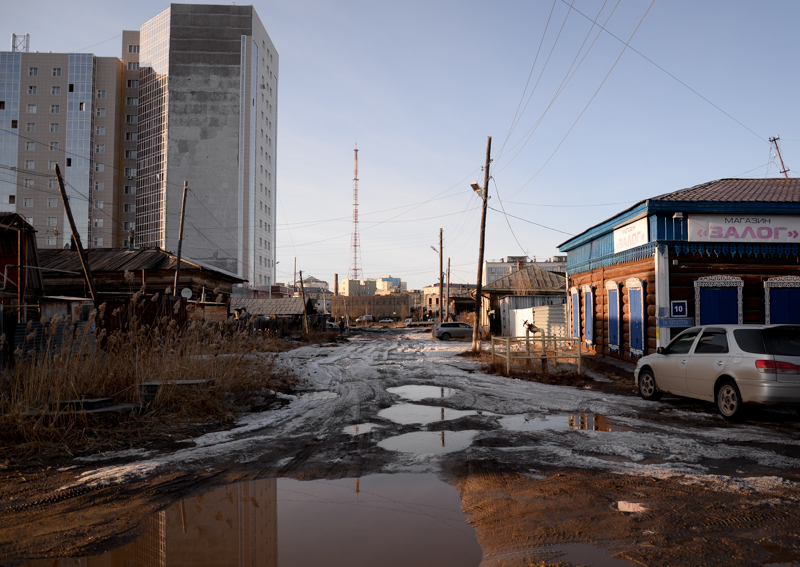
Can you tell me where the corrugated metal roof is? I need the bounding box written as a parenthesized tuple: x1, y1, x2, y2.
(37, 248, 244, 282)
(483, 264, 565, 293)
(230, 297, 305, 316)
(651, 178, 800, 203)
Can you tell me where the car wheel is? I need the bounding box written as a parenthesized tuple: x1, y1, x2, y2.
(441, 332, 451, 341)
(716, 380, 744, 420)
(638, 369, 662, 401)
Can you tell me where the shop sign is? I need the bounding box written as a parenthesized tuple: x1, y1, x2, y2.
(688, 214, 800, 243)
(613, 218, 649, 253)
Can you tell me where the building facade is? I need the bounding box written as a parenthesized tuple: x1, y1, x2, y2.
(137, 4, 278, 291)
(483, 256, 567, 286)
(558, 178, 800, 362)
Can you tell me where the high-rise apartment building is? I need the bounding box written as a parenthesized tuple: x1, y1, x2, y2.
(136, 4, 278, 288)
(0, 4, 278, 291)
(0, 48, 124, 249)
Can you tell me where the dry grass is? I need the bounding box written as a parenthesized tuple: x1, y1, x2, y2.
(482, 360, 588, 387)
(0, 306, 336, 462)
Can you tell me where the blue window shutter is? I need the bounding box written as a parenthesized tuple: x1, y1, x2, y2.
(630, 288, 644, 357)
(608, 288, 619, 352)
(771, 288, 800, 324)
(699, 288, 737, 324)
(583, 289, 594, 345)
(572, 291, 580, 339)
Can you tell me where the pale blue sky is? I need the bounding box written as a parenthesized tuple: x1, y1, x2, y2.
(3, 1, 799, 289)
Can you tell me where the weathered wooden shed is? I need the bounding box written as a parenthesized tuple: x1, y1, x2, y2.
(558, 178, 800, 362)
(0, 214, 45, 323)
(38, 248, 244, 301)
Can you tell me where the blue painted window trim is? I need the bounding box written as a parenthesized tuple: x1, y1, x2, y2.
(582, 284, 595, 346)
(605, 281, 621, 353)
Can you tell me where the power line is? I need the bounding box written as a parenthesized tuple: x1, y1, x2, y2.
(488, 206, 574, 236)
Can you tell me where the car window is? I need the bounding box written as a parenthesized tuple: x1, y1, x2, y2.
(732, 329, 766, 354)
(694, 328, 729, 354)
(664, 329, 701, 354)
(460, 323, 470, 328)
(762, 326, 800, 356)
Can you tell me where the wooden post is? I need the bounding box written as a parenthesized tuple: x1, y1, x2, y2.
(173, 181, 188, 296)
(472, 136, 491, 351)
(505, 336, 511, 376)
(541, 330, 548, 376)
(446, 257, 450, 321)
(299, 270, 309, 333)
(16, 229, 21, 322)
(53, 164, 98, 307)
(525, 329, 532, 369)
(438, 228, 443, 323)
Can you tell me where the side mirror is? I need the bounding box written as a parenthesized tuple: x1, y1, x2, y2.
(656, 347, 665, 355)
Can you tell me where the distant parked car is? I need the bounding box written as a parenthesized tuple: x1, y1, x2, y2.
(634, 324, 800, 419)
(432, 322, 483, 341)
(325, 321, 339, 329)
(356, 315, 373, 323)
(403, 318, 413, 326)
(379, 318, 394, 324)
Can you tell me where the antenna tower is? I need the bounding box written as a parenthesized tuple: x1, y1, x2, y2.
(348, 144, 363, 280)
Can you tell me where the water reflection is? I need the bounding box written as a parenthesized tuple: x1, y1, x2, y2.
(377, 403, 476, 425)
(378, 430, 479, 454)
(386, 385, 459, 401)
(22, 474, 481, 567)
(498, 412, 631, 433)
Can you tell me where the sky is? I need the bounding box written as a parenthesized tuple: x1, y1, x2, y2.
(3, 0, 799, 290)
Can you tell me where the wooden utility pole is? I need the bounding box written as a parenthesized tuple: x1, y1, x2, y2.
(173, 181, 189, 296)
(438, 228, 443, 323)
(54, 164, 98, 307)
(446, 257, 451, 321)
(299, 270, 309, 333)
(472, 136, 492, 351)
(769, 136, 790, 178)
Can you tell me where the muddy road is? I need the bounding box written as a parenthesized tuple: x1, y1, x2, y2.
(2, 330, 800, 566)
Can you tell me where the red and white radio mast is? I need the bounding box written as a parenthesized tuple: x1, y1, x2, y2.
(348, 144, 363, 280)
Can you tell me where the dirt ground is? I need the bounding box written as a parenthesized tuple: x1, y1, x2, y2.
(2, 330, 800, 566)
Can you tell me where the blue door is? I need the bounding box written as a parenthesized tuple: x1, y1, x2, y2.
(608, 288, 620, 352)
(770, 288, 800, 324)
(583, 290, 594, 345)
(699, 288, 738, 324)
(572, 291, 580, 339)
(630, 288, 644, 356)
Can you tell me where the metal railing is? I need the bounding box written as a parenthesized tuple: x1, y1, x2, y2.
(490, 331, 582, 376)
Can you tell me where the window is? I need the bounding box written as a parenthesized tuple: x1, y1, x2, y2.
(48, 179, 58, 189)
(127, 80, 139, 88)
(29, 67, 38, 76)
(96, 108, 105, 117)
(23, 198, 33, 207)
(46, 236, 56, 246)
(52, 68, 62, 77)
(124, 150, 136, 159)
(128, 44, 140, 53)
(96, 89, 106, 99)
(47, 217, 57, 227)
(50, 105, 59, 114)
(66, 158, 71, 167)
(93, 237, 103, 247)
(25, 141, 35, 150)
(48, 122, 60, 133)
(695, 329, 729, 354)
(48, 160, 57, 169)
(95, 163, 104, 172)
(27, 104, 36, 113)
(49, 142, 58, 151)
(94, 200, 103, 209)
(27, 85, 37, 95)
(125, 114, 137, 124)
(23, 179, 34, 188)
(94, 181, 104, 191)
(8, 196, 14, 204)
(93, 218, 103, 228)
(24, 160, 34, 169)
(24, 217, 33, 225)
(124, 167, 136, 177)
(95, 144, 105, 153)
(123, 203, 135, 213)
(125, 132, 137, 141)
(96, 126, 105, 135)
(26, 123, 35, 132)
(78, 102, 85, 111)
(124, 185, 135, 195)
(51, 86, 60, 95)
(123, 221, 135, 230)
(126, 97, 138, 105)
(664, 329, 701, 355)
(47, 198, 58, 207)
(127, 62, 139, 71)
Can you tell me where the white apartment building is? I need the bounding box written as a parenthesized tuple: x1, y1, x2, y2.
(483, 255, 567, 286)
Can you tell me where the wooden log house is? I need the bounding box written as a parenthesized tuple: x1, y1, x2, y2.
(558, 178, 800, 362)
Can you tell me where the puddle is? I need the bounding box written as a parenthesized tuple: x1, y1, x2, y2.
(378, 430, 479, 454)
(387, 384, 459, 401)
(546, 543, 635, 566)
(20, 474, 481, 567)
(342, 422, 381, 435)
(297, 391, 339, 401)
(378, 403, 477, 425)
(499, 412, 631, 433)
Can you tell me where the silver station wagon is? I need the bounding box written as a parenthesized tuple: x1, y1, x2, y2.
(634, 324, 800, 419)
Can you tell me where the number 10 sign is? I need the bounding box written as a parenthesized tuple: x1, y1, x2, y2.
(671, 300, 688, 318)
